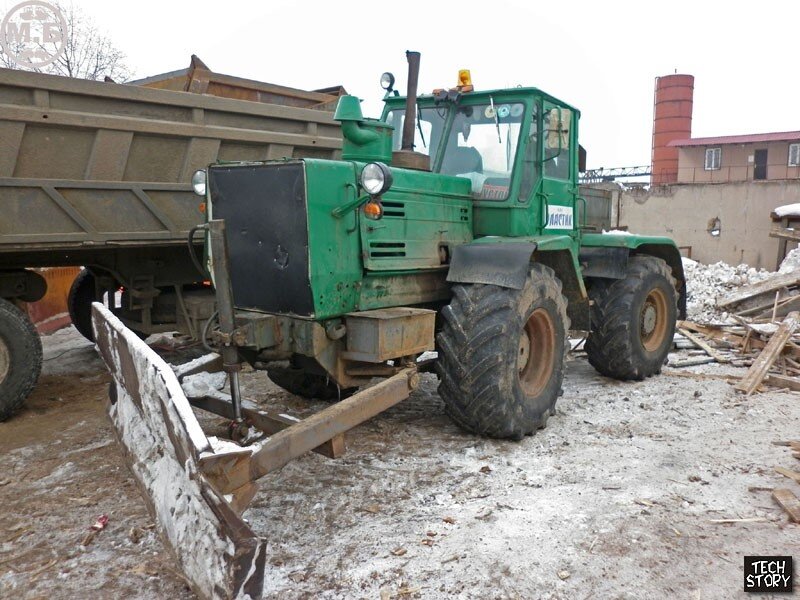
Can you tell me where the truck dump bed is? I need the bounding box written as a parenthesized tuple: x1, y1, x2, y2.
(0, 67, 342, 265)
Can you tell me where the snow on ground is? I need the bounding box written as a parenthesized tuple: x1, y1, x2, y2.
(2, 326, 800, 599)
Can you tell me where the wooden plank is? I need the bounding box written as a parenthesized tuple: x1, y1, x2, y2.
(735, 312, 800, 395)
(668, 356, 716, 368)
(765, 374, 800, 392)
(91, 303, 265, 600)
(775, 466, 800, 484)
(677, 327, 730, 363)
(717, 272, 800, 308)
(772, 488, 800, 523)
(769, 227, 800, 243)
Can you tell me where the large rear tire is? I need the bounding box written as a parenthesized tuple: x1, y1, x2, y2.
(585, 255, 677, 380)
(436, 263, 569, 440)
(68, 269, 97, 341)
(0, 298, 43, 421)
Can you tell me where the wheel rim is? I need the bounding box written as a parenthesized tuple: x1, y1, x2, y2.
(518, 308, 556, 397)
(640, 287, 669, 352)
(0, 336, 9, 383)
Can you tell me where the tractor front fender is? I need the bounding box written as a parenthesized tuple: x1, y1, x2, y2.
(447, 242, 539, 290)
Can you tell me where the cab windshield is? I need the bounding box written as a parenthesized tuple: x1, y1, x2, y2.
(385, 105, 449, 166)
(439, 102, 524, 200)
(385, 100, 524, 200)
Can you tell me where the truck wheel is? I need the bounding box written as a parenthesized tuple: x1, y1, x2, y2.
(436, 263, 569, 440)
(266, 365, 356, 401)
(585, 255, 677, 381)
(68, 270, 97, 341)
(0, 298, 43, 421)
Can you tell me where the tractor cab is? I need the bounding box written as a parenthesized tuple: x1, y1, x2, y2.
(380, 81, 580, 238)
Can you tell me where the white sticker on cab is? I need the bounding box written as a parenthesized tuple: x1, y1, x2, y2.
(545, 205, 574, 229)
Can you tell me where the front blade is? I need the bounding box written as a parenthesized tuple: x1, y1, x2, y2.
(91, 302, 265, 600)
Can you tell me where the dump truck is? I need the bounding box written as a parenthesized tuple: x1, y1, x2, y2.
(91, 52, 686, 598)
(0, 65, 343, 420)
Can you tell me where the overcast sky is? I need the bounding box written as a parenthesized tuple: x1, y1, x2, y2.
(5, 0, 798, 169)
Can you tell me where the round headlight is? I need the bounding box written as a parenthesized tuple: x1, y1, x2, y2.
(360, 162, 393, 196)
(380, 72, 395, 91)
(191, 169, 207, 196)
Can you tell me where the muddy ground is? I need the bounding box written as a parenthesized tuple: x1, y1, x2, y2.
(1, 326, 799, 599)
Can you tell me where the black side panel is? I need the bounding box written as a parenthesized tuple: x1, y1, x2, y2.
(209, 162, 314, 316)
(579, 246, 629, 279)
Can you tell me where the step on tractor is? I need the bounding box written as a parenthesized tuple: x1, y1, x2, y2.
(93, 52, 685, 598)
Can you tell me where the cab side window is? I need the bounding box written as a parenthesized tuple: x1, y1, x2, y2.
(544, 106, 571, 181)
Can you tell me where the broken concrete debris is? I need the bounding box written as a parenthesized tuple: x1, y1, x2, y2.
(674, 255, 800, 393)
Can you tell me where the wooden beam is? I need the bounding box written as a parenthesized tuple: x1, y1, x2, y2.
(677, 327, 729, 363)
(775, 466, 800, 484)
(765, 374, 800, 392)
(717, 273, 800, 309)
(769, 227, 800, 243)
(773, 488, 800, 523)
(735, 312, 800, 395)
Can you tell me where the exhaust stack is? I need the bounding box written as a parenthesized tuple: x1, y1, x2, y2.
(392, 50, 430, 171)
(401, 51, 421, 152)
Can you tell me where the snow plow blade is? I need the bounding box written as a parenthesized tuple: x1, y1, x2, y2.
(91, 303, 265, 600)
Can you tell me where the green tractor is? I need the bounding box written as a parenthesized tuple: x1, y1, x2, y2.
(197, 52, 685, 441)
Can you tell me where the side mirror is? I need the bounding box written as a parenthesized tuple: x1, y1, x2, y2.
(579, 145, 587, 172)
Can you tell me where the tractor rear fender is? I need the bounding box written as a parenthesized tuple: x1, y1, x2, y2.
(579, 234, 687, 320)
(447, 239, 591, 330)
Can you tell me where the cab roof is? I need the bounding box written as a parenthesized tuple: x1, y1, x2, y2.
(384, 87, 580, 117)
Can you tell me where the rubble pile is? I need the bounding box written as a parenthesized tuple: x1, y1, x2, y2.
(779, 247, 800, 274)
(681, 257, 772, 322)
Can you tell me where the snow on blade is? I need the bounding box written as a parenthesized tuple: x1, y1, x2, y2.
(91, 303, 265, 599)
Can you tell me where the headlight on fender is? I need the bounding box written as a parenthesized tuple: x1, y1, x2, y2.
(191, 169, 207, 196)
(360, 162, 393, 196)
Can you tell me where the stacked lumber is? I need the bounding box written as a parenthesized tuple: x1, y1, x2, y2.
(671, 288, 800, 393)
(716, 271, 800, 320)
(771, 442, 800, 523)
(672, 315, 800, 393)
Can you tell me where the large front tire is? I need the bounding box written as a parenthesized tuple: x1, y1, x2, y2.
(436, 263, 569, 440)
(0, 298, 43, 421)
(585, 255, 677, 381)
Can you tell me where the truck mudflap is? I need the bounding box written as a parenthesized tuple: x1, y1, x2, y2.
(91, 303, 266, 600)
(447, 242, 539, 289)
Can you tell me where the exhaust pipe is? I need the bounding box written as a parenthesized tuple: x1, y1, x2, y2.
(401, 51, 421, 152)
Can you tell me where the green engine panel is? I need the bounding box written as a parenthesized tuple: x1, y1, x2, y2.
(208, 83, 685, 326)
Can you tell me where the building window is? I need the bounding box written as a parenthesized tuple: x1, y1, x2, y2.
(789, 143, 800, 167)
(704, 147, 721, 170)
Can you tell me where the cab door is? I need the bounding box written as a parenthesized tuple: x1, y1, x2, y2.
(538, 101, 577, 235)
